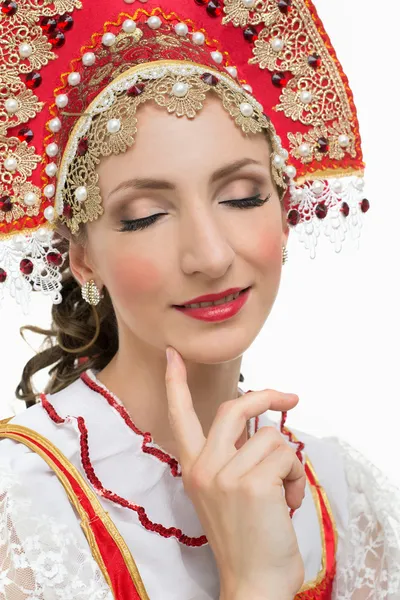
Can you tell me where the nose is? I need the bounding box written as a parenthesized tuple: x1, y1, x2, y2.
(178, 203, 236, 279)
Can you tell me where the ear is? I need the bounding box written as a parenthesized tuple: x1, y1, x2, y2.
(69, 239, 103, 290)
(280, 188, 290, 247)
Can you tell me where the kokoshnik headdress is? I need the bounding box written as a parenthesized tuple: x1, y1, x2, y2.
(0, 0, 368, 312)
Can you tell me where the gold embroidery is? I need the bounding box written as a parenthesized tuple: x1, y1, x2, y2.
(0, 136, 42, 185)
(288, 119, 356, 164)
(223, 0, 356, 166)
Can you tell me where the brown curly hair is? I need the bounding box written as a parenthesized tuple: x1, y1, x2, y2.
(16, 222, 119, 408)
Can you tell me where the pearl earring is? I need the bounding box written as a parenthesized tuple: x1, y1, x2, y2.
(82, 279, 102, 306)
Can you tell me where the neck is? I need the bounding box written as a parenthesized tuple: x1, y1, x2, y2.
(95, 336, 246, 460)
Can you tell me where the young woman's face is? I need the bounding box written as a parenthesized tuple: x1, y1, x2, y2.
(72, 97, 289, 363)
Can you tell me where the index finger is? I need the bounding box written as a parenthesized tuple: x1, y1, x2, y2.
(165, 346, 206, 470)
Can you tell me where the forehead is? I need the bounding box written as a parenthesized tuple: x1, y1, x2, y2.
(96, 97, 271, 196)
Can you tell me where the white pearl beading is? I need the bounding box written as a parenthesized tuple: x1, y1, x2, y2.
(55, 63, 266, 216)
(288, 175, 368, 258)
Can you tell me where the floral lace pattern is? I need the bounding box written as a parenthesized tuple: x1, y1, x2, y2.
(331, 437, 400, 599)
(0, 454, 113, 600)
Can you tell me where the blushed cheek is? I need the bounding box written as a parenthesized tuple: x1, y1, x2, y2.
(251, 228, 282, 270)
(108, 256, 163, 298)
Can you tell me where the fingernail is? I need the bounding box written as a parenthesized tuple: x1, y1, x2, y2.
(166, 347, 175, 366)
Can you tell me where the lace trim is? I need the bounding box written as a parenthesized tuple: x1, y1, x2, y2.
(331, 437, 400, 599)
(0, 454, 113, 600)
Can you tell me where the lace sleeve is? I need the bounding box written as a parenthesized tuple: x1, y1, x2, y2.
(0, 447, 113, 600)
(329, 437, 400, 599)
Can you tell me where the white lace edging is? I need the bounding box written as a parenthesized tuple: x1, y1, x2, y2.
(328, 437, 400, 599)
(0, 456, 113, 600)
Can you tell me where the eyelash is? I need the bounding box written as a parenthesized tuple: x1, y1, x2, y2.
(118, 192, 272, 232)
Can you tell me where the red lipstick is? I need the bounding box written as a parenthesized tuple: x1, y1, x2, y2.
(173, 286, 252, 323)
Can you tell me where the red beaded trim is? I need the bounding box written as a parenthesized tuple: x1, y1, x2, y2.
(80, 370, 182, 477)
(40, 392, 208, 547)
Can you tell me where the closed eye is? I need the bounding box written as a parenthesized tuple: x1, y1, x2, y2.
(118, 193, 272, 232)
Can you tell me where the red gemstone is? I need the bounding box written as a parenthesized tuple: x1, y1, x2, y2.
(58, 13, 74, 31)
(278, 0, 292, 14)
(308, 53, 321, 70)
(243, 25, 258, 42)
(77, 137, 89, 156)
(272, 71, 288, 88)
(20, 258, 34, 275)
(40, 16, 58, 32)
(361, 198, 370, 213)
(0, 268, 7, 283)
(0, 196, 13, 212)
(46, 252, 63, 267)
(317, 137, 329, 153)
(341, 202, 350, 217)
(315, 203, 328, 219)
(206, 0, 222, 16)
(287, 209, 300, 226)
(17, 126, 34, 143)
(26, 72, 42, 89)
(1, 0, 17, 15)
(49, 30, 65, 48)
(126, 83, 146, 96)
(200, 72, 219, 86)
(63, 204, 73, 220)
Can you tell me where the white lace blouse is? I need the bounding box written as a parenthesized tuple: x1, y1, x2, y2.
(0, 369, 399, 599)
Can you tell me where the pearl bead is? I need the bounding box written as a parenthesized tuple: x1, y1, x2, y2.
(36, 228, 49, 243)
(305, 222, 314, 235)
(19, 42, 33, 58)
(44, 206, 55, 222)
(172, 82, 189, 98)
(192, 32, 205, 45)
(239, 102, 254, 117)
(68, 72, 81, 86)
(82, 52, 96, 66)
(24, 192, 38, 206)
(331, 217, 340, 230)
(123, 0, 135, 3)
(123, 19, 137, 33)
(311, 180, 324, 195)
(13, 235, 25, 251)
(271, 37, 284, 52)
(338, 134, 350, 148)
(354, 178, 365, 191)
(273, 154, 285, 168)
(242, 0, 256, 7)
(4, 157, 17, 171)
(107, 118, 121, 134)
(175, 23, 188, 36)
(5, 98, 19, 114)
(45, 162, 58, 177)
(332, 180, 342, 193)
(48, 117, 61, 133)
(293, 188, 305, 200)
(211, 51, 223, 64)
(46, 143, 59, 157)
(225, 66, 238, 78)
(300, 90, 313, 104)
(147, 16, 162, 29)
(285, 165, 297, 179)
(280, 148, 289, 160)
(299, 143, 311, 157)
(55, 94, 68, 108)
(75, 186, 87, 202)
(102, 32, 116, 46)
(242, 83, 253, 93)
(44, 184, 56, 198)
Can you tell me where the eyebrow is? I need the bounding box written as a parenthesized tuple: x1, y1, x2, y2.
(107, 158, 264, 202)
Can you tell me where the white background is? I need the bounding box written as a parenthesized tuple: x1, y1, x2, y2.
(1, 0, 399, 487)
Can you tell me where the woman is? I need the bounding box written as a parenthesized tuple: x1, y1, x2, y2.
(0, 1, 399, 598)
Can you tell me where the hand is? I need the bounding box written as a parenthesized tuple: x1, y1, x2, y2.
(165, 346, 306, 599)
